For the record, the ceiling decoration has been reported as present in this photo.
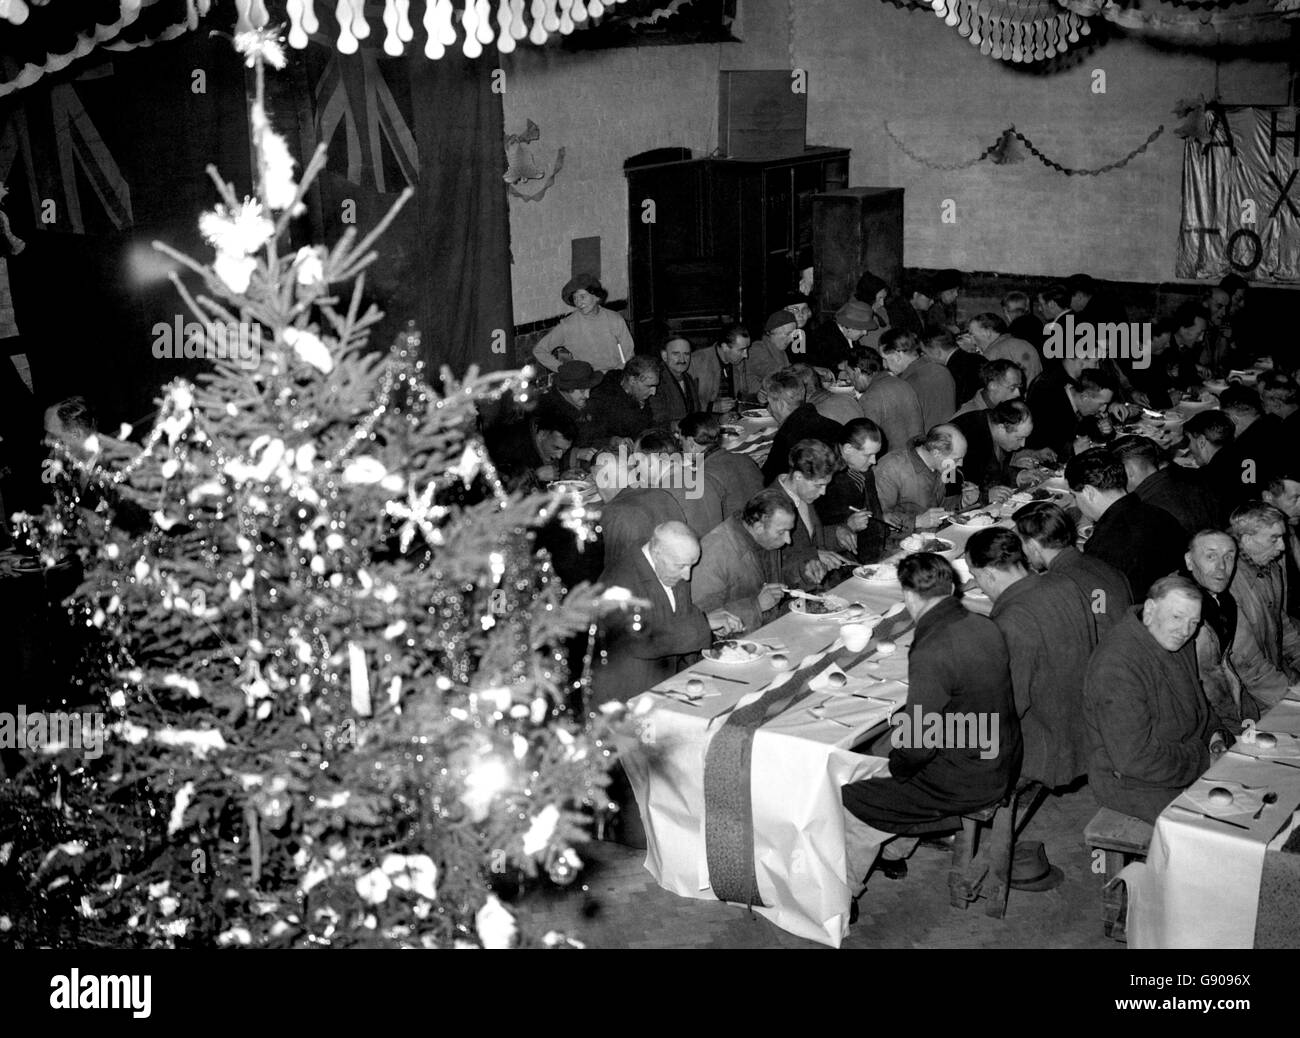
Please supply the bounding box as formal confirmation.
[890,0,1297,64]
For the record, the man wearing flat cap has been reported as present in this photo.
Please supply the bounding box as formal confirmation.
[535,360,605,463]
[532,274,634,374]
[800,298,876,373]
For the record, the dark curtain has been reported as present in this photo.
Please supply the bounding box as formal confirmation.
[1,8,513,436]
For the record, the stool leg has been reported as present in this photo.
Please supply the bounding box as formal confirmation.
[983,798,1016,919]
[948,818,979,909]
[1101,850,1128,941]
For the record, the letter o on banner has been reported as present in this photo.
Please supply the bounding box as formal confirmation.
[1226,228,1262,273]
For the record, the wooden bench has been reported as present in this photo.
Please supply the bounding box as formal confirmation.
[1084,808,1153,941]
[948,791,1018,919]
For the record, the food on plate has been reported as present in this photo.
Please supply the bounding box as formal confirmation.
[956,512,995,528]
[1207,787,1235,807]
[854,561,899,582]
[742,409,772,420]
[798,597,842,615]
[708,640,760,663]
[901,534,954,554]
[1255,732,1278,750]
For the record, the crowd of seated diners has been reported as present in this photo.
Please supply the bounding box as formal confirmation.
[483,267,1300,899]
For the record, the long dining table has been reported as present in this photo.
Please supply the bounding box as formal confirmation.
[616,513,1005,947]
[1121,693,1300,948]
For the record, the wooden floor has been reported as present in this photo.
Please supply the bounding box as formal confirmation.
[514,783,1119,949]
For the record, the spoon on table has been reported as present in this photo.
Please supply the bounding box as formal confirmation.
[1252,792,1278,820]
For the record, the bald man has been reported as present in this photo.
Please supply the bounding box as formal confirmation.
[873,424,973,535]
[590,522,742,707]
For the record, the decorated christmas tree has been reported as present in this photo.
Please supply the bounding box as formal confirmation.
[0,29,634,949]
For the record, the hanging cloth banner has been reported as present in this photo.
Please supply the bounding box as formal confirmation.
[1176,106,1300,284]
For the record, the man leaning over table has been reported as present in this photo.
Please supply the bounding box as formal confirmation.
[1082,575,1228,825]
[772,439,857,588]
[589,522,742,709]
[840,553,1022,902]
[873,424,975,535]
[692,488,795,634]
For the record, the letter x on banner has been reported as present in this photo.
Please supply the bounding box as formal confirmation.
[1177,106,1300,283]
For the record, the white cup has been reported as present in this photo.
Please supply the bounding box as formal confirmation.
[841,623,872,652]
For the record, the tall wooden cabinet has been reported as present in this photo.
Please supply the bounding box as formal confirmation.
[812,187,905,323]
[625,147,850,347]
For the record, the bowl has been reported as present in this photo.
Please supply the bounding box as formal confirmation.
[841,622,874,652]
[1207,787,1235,807]
[1256,732,1278,750]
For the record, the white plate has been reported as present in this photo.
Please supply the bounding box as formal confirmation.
[827,384,856,394]
[790,594,850,618]
[742,409,774,422]
[853,562,899,584]
[702,640,767,664]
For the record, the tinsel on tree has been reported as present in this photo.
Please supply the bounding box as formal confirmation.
[0,29,637,949]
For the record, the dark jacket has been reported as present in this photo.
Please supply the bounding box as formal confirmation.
[689,344,760,410]
[1130,466,1220,538]
[860,374,924,456]
[797,322,856,372]
[952,409,1015,495]
[701,446,765,521]
[1008,312,1043,347]
[590,547,713,706]
[899,356,956,431]
[842,597,1023,833]
[1188,579,1261,737]
[990,572,1095,788]
[588,380,654,442]
[1083,607,1216,824]
[1026,373,1081,460]
[945,349,984,410]
[648,364,700,429]
[816,466,887,563]
[534,387,603,453]
[761,404,844,485]
[773,478,835,586]
[598,488,686,569]
[1048,546,1133,641]
[1084,494,1188,601]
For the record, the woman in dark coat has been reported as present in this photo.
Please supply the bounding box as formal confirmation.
[842,555,1022,833]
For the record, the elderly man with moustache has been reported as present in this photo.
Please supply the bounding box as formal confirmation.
[648,335,701,430]
[874,425,975,535]
[591,521,742,708]
[689,324,756,412]
[1012,501,1132,639]
[587,355,661,444]
[693,488,797,633]
[1182,529,1261,735]
[1083,574,1229,824]
[966,528,1095,793]
[1228,501,1300,709]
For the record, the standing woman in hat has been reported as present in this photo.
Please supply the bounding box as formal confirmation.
[532,274,634,374]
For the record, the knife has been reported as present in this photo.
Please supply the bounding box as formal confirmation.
[1169,805,1251,831]
[693,670,750,685]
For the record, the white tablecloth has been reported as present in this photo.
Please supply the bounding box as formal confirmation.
[1123,697,1300,948]
[620,520,996,947]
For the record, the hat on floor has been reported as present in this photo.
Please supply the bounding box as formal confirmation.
[562,273,605,306]
[554,360,602,391]
[836,298,878,332]
[1010,840,1065,892]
